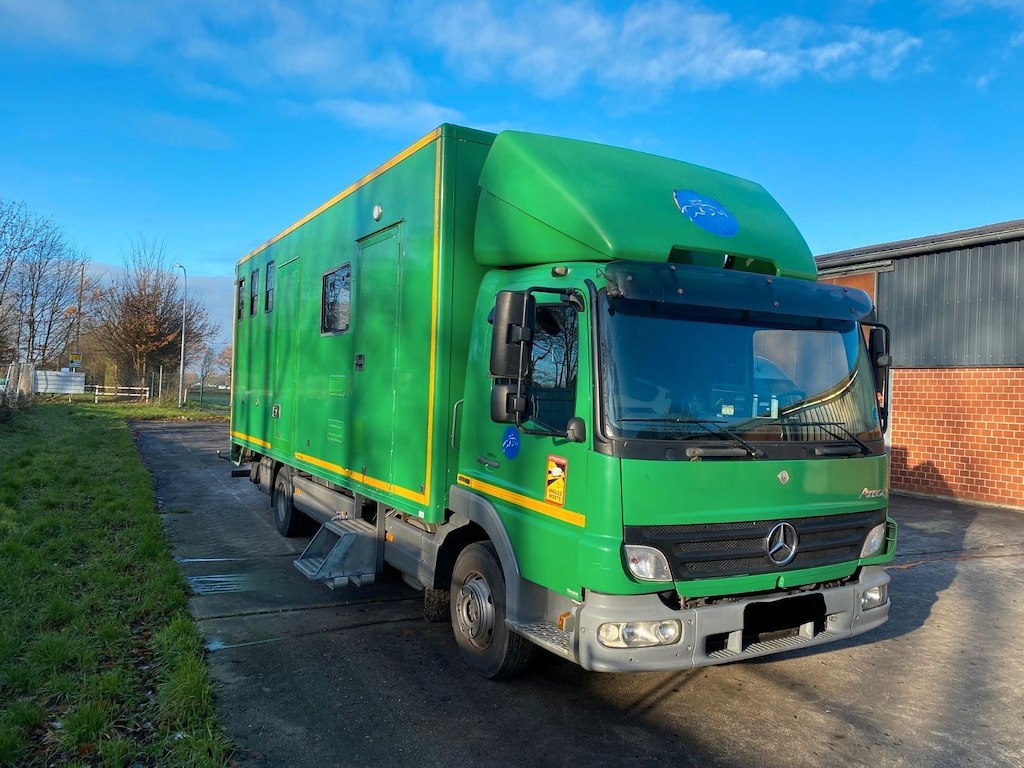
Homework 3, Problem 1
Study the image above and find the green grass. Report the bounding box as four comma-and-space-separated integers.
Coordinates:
51, 393, 230, 421
0, 402, 231, 766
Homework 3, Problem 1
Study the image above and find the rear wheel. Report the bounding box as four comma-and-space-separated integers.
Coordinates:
272, 468, 303, 537
450, 542, 534, 679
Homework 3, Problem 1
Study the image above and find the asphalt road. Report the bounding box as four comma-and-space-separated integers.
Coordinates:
133, 421, 1024, 768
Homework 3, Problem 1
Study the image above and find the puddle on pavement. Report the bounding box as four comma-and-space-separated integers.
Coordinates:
186, 574, 252, 594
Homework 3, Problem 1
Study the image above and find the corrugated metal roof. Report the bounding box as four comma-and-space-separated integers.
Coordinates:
816, 218, 1024, 269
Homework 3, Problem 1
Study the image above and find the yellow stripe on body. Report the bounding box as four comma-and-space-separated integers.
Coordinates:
230, 430, 271, 449
457, 475, 586, 528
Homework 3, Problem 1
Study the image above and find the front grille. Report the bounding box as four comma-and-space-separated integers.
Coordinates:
624, 509, 886, 580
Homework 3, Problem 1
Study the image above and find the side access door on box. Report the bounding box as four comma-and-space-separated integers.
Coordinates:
271, 258, 300, 457
351, 225, 402, 486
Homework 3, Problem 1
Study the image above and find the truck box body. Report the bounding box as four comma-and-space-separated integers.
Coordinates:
233, 126, 494, 521
231, 124, 896, 675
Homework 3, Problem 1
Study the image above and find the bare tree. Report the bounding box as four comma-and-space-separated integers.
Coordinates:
13, 230, 92, 367
215, 344, 232, 387
0, 198, 95, 366
196, 344, 216, 386
90, 237, 217, 387
0, 198, 46, 359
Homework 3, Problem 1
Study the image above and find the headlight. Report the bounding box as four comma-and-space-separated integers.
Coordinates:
624, 545, 672, 582
597, 620, 682, 648
860, 523, 887, 558
861, 584, 888, 610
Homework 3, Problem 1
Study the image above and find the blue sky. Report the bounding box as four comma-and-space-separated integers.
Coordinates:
2, 0, 1023, 345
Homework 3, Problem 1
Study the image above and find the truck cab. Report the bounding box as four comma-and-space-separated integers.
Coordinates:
453, 260, 893, 674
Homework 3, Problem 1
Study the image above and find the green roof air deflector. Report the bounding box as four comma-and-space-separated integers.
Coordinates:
474, 131, 816, 280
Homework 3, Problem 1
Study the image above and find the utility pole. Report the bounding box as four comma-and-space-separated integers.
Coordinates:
175, 264, 187, 409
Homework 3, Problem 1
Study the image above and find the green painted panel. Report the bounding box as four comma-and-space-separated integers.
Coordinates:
475, 131, 815, 279
328, 375, 347, 397
620, 456, 888, 526
326, 419, 345, 444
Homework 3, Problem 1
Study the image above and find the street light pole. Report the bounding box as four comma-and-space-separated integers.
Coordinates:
175, 263, 187, 409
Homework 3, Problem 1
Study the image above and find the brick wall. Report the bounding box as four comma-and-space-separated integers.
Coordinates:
890, 367, 1024, 508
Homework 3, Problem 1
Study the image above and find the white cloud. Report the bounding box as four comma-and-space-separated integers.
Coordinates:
0, 0, 924, 107
0, 1, 418, 94
315, 99, 463, 133
423, 1, 922, 95
972, 70, 997, 90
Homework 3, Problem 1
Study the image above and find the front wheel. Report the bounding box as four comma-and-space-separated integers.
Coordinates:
450, 542, 534, 679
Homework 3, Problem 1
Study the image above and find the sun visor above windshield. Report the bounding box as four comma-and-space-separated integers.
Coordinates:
603, 262, 874, 321
473, 131, 816, 280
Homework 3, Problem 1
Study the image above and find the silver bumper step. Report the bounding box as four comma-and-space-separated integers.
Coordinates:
512, 620, 574, 660
294, 517, 378, 589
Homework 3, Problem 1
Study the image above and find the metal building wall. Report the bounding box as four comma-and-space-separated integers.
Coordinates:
877, 238, 1023, 367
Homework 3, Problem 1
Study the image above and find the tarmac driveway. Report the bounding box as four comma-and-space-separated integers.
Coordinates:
133, 421, 1024, 768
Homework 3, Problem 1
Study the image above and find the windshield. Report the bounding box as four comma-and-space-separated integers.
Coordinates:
599, 294, 881, 445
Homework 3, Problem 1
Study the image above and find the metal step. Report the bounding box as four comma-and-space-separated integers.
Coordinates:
512, 620, 574, 659
294, 517, 378, 589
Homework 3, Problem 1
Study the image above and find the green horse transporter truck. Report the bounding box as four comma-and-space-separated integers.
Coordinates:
230, 124, 895, 678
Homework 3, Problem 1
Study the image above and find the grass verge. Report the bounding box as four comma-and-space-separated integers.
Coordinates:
53, 395, 230, 422
0, 402, 231, 767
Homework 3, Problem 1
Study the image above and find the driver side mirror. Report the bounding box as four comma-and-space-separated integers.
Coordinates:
490, 290, 535, 379
868, 324, 891, 431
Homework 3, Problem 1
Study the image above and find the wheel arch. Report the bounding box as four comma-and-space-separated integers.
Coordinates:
434, 485, 527, 624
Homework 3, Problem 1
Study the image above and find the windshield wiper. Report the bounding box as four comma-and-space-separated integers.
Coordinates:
782, 419, 872, 456
618, 417, 765, 458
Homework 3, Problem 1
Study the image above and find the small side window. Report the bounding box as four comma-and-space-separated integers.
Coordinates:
321, 264, 351, 334
236, 278, 245, 321
265, 261, 275, 312
250, 269, 259, 316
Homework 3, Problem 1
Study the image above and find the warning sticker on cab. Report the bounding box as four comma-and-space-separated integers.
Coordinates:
544, 455, 568, 507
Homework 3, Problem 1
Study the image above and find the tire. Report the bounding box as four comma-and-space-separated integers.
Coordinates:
272, 468, 303, 537
450, 542, 535, 679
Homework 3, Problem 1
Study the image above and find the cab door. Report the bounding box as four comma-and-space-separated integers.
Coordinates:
459, 281, 591, 600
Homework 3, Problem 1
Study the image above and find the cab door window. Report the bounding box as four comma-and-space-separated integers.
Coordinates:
526, 304, 578, 431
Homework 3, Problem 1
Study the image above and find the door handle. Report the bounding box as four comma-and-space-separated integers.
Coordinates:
355, 354, 365, 371
476, 456, 499, 469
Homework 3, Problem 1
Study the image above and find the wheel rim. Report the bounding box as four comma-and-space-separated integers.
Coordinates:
455, 571, 494, 650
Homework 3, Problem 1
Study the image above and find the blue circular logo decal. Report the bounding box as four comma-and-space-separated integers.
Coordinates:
673, 189, 739, 237
502, 426, 520, 460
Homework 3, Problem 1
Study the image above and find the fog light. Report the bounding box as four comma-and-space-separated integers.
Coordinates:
624, 545, 672, 582
861, 584, 888, 610
860, 523, 887, 558
597, 620, 682, 648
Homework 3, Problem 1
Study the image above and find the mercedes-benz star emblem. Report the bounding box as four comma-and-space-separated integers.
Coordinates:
765, 521, 799, 566
777, 470, 790, 485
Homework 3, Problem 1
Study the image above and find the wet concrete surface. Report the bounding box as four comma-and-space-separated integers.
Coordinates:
133, 421, 1024, 768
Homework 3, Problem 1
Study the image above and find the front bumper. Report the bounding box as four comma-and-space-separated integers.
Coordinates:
575, 566, 890, 672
